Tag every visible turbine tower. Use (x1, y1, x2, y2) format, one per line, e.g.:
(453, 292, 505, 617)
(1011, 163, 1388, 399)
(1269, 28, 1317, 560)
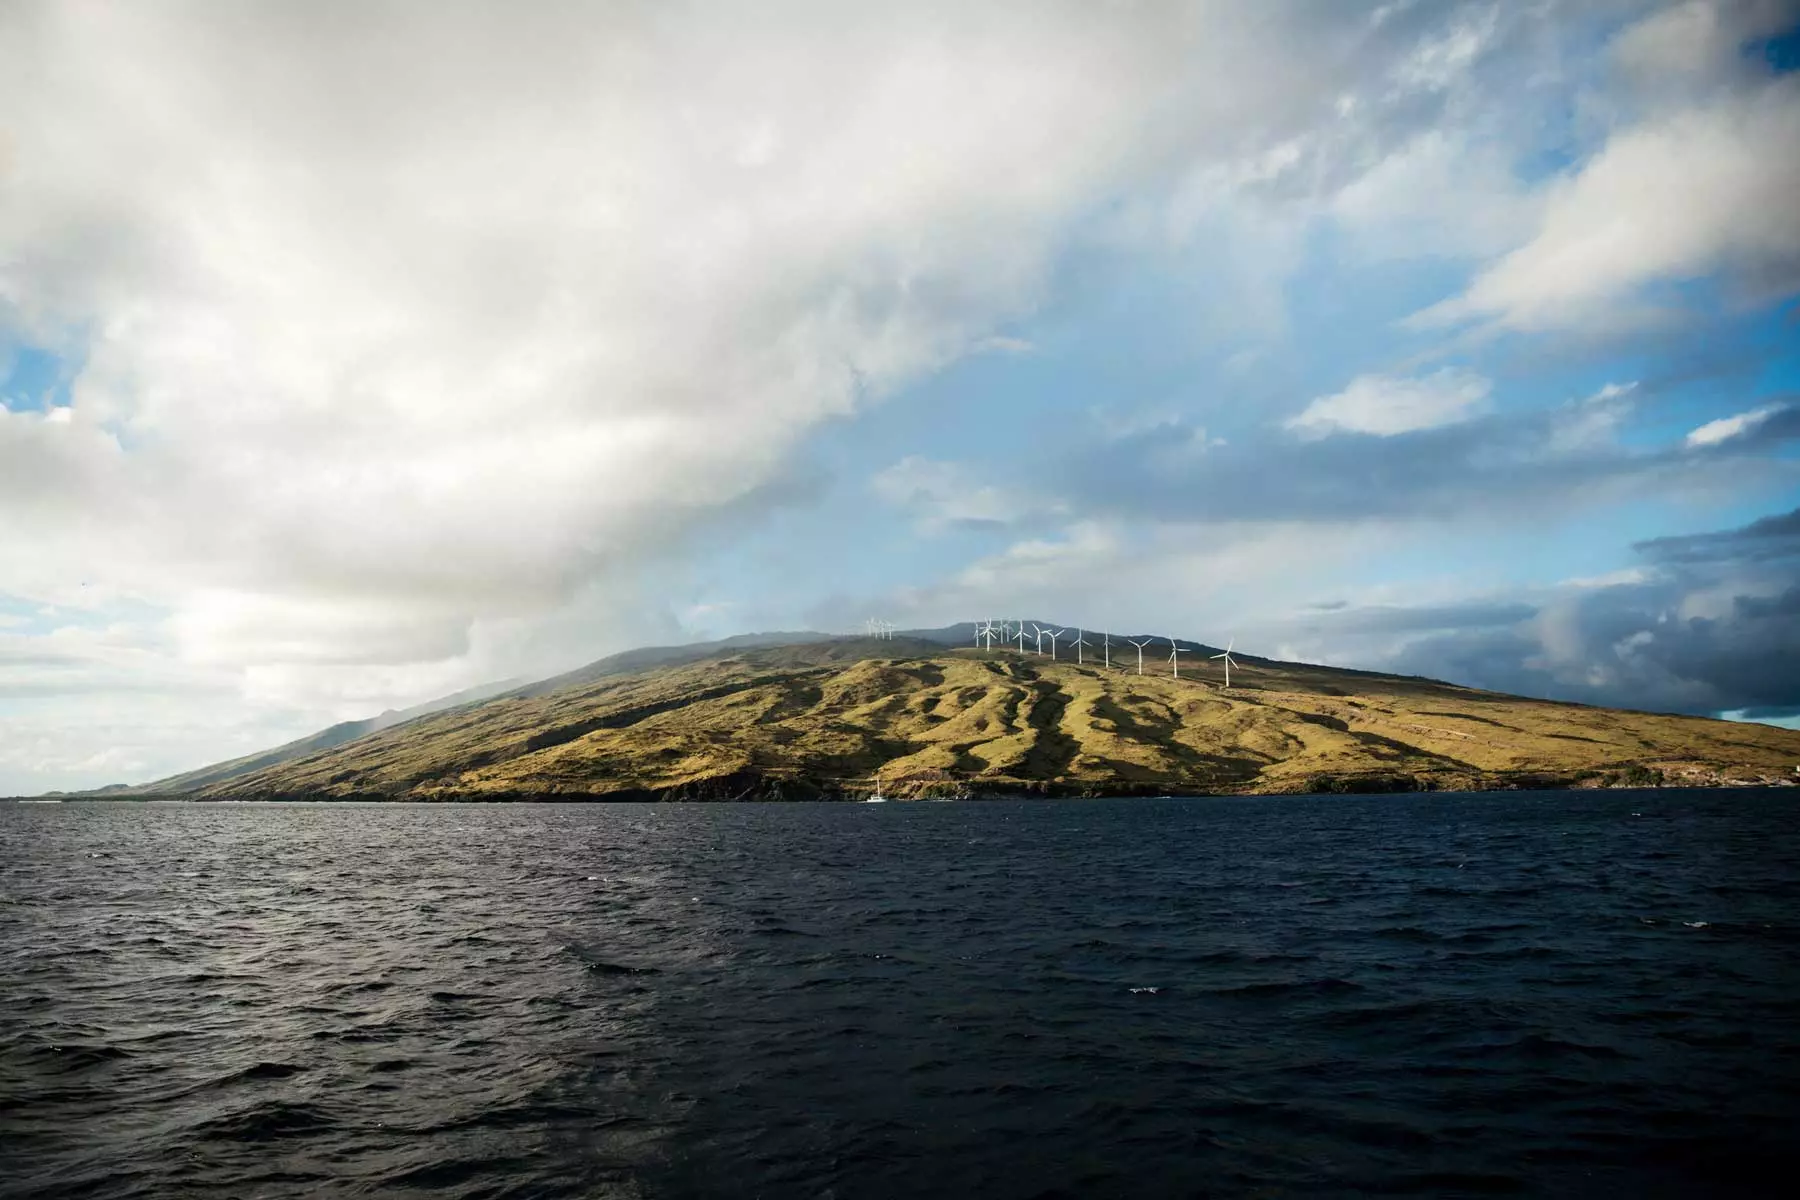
(1212, 638, 1240, 687)
(1126, 637, 1151, 675)
(1015, 623, 1029, 653)
(1044, 628, 1065, 659)
(1070, 628, 1090, 665)
(1102, 629, 1111, 670)
(1168, 639, 1188, 679)
(1032, 624, 1047, 655)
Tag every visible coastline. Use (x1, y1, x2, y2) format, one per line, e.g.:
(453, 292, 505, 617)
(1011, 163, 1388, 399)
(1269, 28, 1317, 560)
(13, 775, 1797, 804)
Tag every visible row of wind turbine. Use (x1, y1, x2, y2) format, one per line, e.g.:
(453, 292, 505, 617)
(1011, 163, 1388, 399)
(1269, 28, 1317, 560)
(970, 618, 1244, 687)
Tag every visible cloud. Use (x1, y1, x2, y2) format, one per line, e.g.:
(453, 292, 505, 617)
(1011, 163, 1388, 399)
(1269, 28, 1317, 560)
(1635, 504, 1800, 563)
(1298, 600, 1539, 635)
(1327, 129, 1540, 262)
(1685, 400, 1792, 446)
(0, 2, 1452, 678)
(1414, 65, 1800, 331)
(870, 456, 1048, 531)
(1062, 379, 1798, 532)
(1279, 504, 1800, 717)
(818, 518, 1393, 647)
(1611, 0, 1799, 85)
(1286, 368, 1492, 438)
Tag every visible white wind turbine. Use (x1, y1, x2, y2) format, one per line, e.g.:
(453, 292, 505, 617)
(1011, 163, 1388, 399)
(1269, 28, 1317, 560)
(1126, 637, 1152, 675)
(1167, 639, 1188, 679)
(1015, 623, 1030, 653)
(1103, 629, 1112, 669)
(1212, 638, 1240, 687)
(1043, 628, 1065, 659)
(980, 620, 998, 651)
(1069, 628, 1090, 665)
(972, 620, 985, 648)
(1031, 623, 1047, 655)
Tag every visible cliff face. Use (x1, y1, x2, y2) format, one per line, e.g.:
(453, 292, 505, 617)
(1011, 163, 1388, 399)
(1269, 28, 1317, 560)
(166, 638, 1800, 800)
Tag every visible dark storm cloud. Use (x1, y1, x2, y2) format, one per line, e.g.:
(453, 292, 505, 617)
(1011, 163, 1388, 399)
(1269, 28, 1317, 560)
(1733, 704, 1800, 720)
(1384, 523, 1800, 716)
(1386, 586, 1800, 716)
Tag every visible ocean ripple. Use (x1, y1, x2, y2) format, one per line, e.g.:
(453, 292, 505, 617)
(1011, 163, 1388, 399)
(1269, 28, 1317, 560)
(3, 790, 1798, 1198)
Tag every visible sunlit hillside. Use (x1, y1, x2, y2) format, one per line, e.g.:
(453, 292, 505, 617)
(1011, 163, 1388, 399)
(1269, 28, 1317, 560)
(148, 637, 1800, 800)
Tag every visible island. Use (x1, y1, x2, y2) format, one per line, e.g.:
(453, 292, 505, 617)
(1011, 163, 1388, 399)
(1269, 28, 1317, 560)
(69, 630, 1800, 802)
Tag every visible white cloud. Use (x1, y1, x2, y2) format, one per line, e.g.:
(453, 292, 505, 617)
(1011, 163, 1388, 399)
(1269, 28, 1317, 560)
(0, 2, 1423, 693)
(1388, 4, 1501, 95)
(1686, 402, 1785, 447)
(1415, 76, 1800, 331)
(871, 456, 1045, 531)
(1329, 129, 1539, 261)
(1560, 567, 1650, 589)
(849, 519, 1391, 644)
(1286, 368, 1492, 438)
(1546, 380, 1638, 454)
(1611, 0, 1797, 86)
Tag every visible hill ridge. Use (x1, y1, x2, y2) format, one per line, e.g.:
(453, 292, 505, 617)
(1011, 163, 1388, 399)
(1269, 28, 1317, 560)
(103, 634, 1800, 801)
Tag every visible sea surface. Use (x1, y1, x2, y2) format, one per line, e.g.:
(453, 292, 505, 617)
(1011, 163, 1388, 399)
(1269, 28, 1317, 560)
(2, 792, 1798, 1198)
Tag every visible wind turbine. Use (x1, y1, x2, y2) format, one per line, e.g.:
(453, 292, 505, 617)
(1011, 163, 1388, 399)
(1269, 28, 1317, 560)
(1032, 624, 1047, 655)
(979, 620, 997, 651)
(1212, 638, 1239, 687)
(1102, 630, 1111, 670)
(1015, 623, 1029, 653)
(1126, 637, 1152, 675)
(1168, 639, 1188, 679)
(1070, 628, 1090, 665)
(1044, 628, 1065, 659)
(972, 620, 984, 648)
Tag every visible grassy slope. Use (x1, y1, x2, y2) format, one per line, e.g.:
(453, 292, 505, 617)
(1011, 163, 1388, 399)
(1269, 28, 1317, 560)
(188, 638, 1800, 800)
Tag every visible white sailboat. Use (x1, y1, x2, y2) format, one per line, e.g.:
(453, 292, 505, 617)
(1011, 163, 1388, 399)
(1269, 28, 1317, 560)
(865, 772, 888, 803)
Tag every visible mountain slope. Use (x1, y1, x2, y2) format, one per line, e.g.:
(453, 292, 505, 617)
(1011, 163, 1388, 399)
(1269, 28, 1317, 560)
(171, 637, 1800, 800)
(96, 678, 524, 795)
(94, 630, 839, 796)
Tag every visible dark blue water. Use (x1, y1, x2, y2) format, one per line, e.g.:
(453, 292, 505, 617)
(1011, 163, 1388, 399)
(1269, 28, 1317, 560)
(3, 792, 1798, 1198)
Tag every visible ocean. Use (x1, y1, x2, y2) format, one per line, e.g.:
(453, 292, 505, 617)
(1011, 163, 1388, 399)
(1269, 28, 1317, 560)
(3, 792, 1797, 1197)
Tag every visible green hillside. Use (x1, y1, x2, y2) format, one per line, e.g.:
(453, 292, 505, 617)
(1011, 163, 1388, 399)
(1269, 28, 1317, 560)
(159, 636, 1800, 800)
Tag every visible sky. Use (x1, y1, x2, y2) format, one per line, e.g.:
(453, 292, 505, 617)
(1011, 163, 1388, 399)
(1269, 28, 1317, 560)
(3, 0, 1799, 794)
